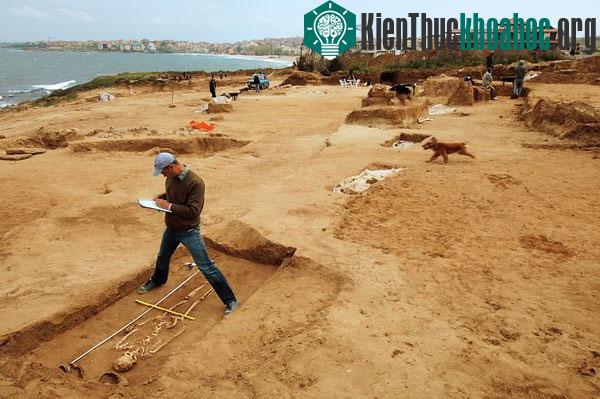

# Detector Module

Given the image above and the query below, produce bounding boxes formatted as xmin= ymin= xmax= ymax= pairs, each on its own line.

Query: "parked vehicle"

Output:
xmin=247 ymin=73 xmax=269 ymax=89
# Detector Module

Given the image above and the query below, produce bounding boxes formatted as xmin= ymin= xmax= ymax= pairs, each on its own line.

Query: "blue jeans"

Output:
xmin=514 ymin=77 xmax=524 ymax=96
xmin=151 ymin=227 xmax=236 ymax=306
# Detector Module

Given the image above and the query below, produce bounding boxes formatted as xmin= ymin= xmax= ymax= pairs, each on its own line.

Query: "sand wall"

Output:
xmin=520 ymin=95 xmax=600 ymax=143
xmin=346 ymin=98 xmax=429 ymax=128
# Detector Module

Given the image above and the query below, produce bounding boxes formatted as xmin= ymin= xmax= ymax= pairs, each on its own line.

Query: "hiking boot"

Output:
xmin=136 ymin=280 xmax=158 ymax=294
xmin=224 ymin=300 xmax=240 ymax=316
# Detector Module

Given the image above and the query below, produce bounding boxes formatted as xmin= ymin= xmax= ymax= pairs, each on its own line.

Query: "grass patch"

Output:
xmin=383 ymin=50 xmax=567 ymax=72
xmin=32 ymin=71 xmax=164 ymax=106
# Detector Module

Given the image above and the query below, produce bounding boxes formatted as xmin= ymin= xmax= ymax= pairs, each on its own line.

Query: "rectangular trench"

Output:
xmin=27 ymin=245 xmax=278 ymax=386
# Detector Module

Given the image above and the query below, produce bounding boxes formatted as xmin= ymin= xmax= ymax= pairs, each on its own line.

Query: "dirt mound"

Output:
xmin=346 ymin=98 xmax=429 ymax=128
xmin=382 ymin=132 xmax=431 ymax=147
xmin=422 ymin=75 xmax=462 ymax=98
xmin=208 ymin=103 xmax=233 ymax=113
xmin=379 ymin=69 xmax=442 ymax=85
xmin=448 ymin=81 xmax=475 ymax=106
xmin=522 ymin=142 xmax=600 ymax=151
xmin=520 ymin=96 xmax=600 ymax=143
xmin=473 ymin=86 xmax=491 ymax=102
xmin=5 ymin=147 xmax=46 ymax=155
xmin=348 ymin=83 xmax=422 ymax=127
xmin=279 ymin=71 xmax=320 ymax=86
xmin=0 ymin=153 xmax=32 ymax=161
xmin=204 ymin=219 xmax=296 ymax=265
xmin=0 ymin=128 xmax=81 ymax=150
xmin=575 ymin=55 xmax=600 ymax=74
xmin=1 ymin=146 xmax=47 ymax=161
xmin=267 ymin=68 xmax=294 ymax=78
xmin=70 ymin=137 xmax=248 ymax=154
xmin=532 ymin=56 xmax=600 ymax=84
xmin=367 ymin=84 xmax=393 ymax=98
xmin=423 ymin=75 xmax=495 ymax=104
xmin=31 ymin=128 xmax=80 ymax=148
xmin=362 ymin=97 xmax=392 ymax=107
xmin=361 ymin=84 xmax=409 ymax=107
xmin=320 ymin=71 xmax=353 ymax=85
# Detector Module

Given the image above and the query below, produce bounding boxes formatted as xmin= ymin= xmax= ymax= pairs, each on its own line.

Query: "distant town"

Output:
xmin=0 ymin=37 xmax=304 ymax=56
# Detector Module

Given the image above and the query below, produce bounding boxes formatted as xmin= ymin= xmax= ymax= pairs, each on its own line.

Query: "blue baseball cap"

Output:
xmin=152 ymin=152 xmax=176 ymax=176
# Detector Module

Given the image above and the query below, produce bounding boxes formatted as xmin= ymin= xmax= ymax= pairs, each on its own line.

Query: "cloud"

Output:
xmin=0 ymin=5 xmax=47 ymax=19
xmin=59 ymin=8 xmax=94 ymax=23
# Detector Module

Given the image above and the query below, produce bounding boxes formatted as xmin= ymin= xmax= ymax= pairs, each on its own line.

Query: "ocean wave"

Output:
xmin=0 ymin=102 xmax=14 ymax=108
xmin=7 ymin=89 xmax=33 ymax=94
xmin=31 ymin=80 xmax=76 ymax=91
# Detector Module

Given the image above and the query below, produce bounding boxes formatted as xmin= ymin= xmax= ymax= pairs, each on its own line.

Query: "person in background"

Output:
xmin=486 ymin=50 xmax=495 ymax=71
xmin=253 ymin=74 xmax=261 ymax=93
xmin=482 ymin=68 xmax=497 ymax=100
xmin=209 ymin=75 xmax=217 ymax=98
xmin=513 ymin=60 xmax=526 ymax=98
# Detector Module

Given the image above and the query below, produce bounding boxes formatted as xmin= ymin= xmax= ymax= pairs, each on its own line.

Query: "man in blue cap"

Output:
xmin=137 ymin=152 xmax=240 ymax=315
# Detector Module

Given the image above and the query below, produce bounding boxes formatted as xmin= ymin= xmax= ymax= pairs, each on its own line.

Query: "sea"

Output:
xmin=0 ymin=48 xmax=293 ymax=107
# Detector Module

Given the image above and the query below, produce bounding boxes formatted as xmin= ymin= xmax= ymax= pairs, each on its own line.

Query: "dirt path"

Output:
xmin=0 ymin=81 xmax=598 ymax=398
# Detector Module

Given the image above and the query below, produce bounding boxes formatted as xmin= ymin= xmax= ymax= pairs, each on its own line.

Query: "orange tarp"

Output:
xmin=188 ymin=120 xmax=215 ymax=132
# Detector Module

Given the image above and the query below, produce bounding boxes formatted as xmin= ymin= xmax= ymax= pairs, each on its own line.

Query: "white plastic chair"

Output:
xmin=339 ymin=79 xmax=348 ymax=88
xmin=354 ymin=79 xmax=361 ymax=87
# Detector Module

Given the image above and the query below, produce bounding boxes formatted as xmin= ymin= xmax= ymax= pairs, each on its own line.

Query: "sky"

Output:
xmin=0 ymin=0 xmax=598 ymax=42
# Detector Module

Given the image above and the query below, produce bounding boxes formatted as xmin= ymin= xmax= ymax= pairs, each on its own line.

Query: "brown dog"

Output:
xmin=422 ymin=137 xmax=475 ymax=164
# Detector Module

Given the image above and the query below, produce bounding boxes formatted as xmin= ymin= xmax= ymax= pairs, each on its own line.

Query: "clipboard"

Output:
xmin=138 ymin=198 xmax=172 ymax=213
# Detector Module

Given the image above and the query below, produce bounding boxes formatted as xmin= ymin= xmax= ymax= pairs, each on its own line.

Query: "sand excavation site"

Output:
xmin=0 ymin=59 xmax=599 ymax=398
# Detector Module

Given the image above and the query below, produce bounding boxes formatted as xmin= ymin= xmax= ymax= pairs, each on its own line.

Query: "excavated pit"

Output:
xmin=70 ymin=136 xmax=248 ymax=154
xmin=1 ymin=221 xmax=296 ymax=387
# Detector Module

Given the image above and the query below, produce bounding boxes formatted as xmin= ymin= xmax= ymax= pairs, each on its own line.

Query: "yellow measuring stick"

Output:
xmin=135 ymin=300 xmax=195 ymax=321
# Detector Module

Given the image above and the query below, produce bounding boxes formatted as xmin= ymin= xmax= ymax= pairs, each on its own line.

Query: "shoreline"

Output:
xmin=0 ymin=47 xmax=297 ymax=62
xmin=0 ymin=49 xmax=295 ymax=108
xmin=0 ymin=65 xmax=294 ymax=110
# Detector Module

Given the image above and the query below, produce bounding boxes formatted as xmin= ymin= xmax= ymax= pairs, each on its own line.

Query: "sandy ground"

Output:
xmin=0 ymin=75 xmax=599 ymax=398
